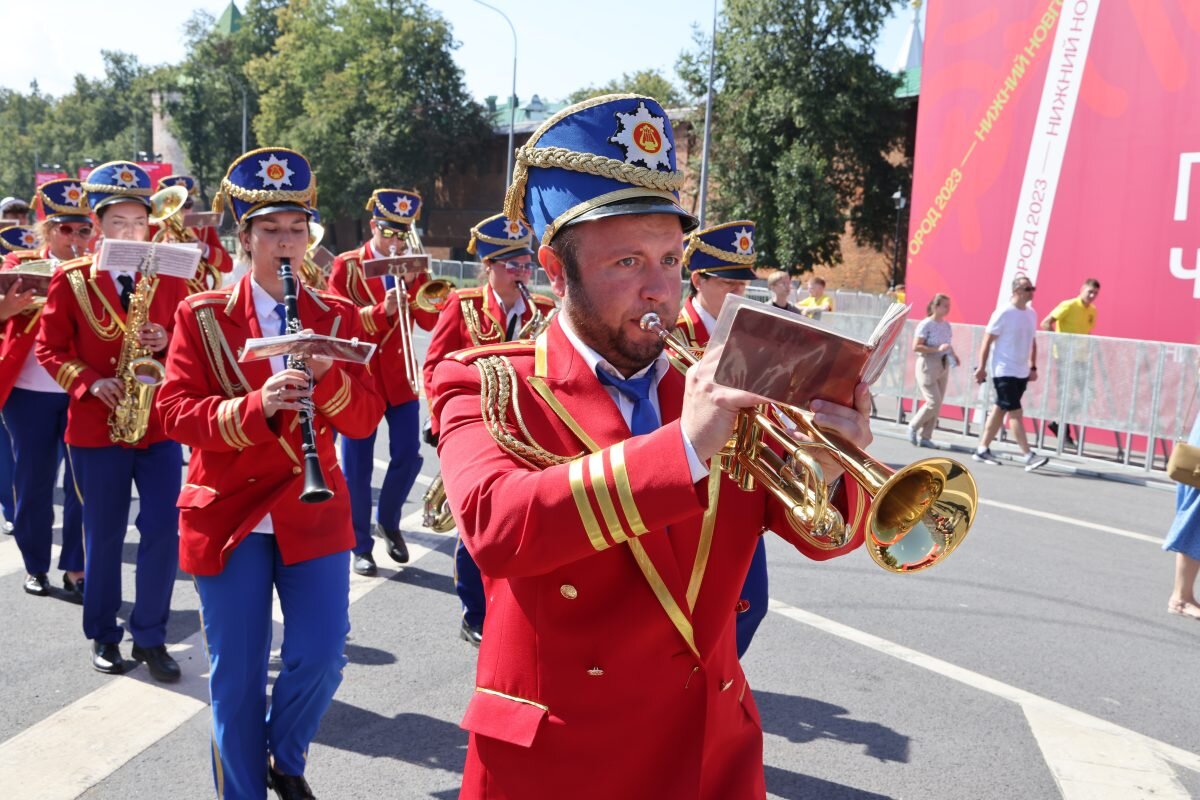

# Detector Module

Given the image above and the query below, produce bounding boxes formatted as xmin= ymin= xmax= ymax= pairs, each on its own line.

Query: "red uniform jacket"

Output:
xmin=158 ymin=274 xmax=385 ymax=576
xmin=431 ymin=320 xmax=868 ymax=800
xmin=675 ymin=295 xmax=710 ymax=348
xmin=34 ymin=255 xmax=191 ymax=448
xmin=422 ymin=284 xmax=558 ymax=437
xmin=327 ymin=242 xmax=438 ymax=407
xmin=0 ymin=246 xmax=51 ymax=407
xmin=195 ymin=226 xmax=232 ymax=273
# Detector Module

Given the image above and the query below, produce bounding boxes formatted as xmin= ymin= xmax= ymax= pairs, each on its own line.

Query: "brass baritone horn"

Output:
xmin=421 ymin=473 xmax=456 ymax=533
xmin=149 ymin=185 xmax=222 ymax=291
xmin=638 ymin=312 xmax=977 ymax=573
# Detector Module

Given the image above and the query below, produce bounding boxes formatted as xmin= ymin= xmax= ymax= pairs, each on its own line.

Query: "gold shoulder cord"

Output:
xmin=463 ymin=300 xmax=503 ymax=346
xmin=65 ymin=270 xmax=123 ymax=341
xmin=346 ymin=260 xmax=374 ymax=307
xmin=195 ymin=306 xmax=249 ymax=397
xmin=477 ymin=355 xmax=575 ymax=469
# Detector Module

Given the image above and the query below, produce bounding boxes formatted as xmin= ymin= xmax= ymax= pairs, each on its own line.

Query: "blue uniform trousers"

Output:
xmin=0 ymin=413 xmax=14 ymax=522
xmin=341 ymin=399 xmax=421 ymax=555
xmin=735 ymin=537 xmax=769 ymax=658
xmin=194 ymin=537 xmax=349 ymax=800
xmin=5 ymin=389 xmax=84 ymax=574
xmin=70 ymin=441 xmax=182 ymax=646
xmin=454 ymin=535 xmax=486 ymax=627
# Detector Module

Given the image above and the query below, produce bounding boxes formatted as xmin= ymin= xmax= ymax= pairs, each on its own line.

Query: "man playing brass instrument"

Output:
xmin=431 ymin=94 xmax=873 ymax=799
xmin=155 ymin=174 xmax=234 ymax=292
xmin=35 ymin=161 xmax=190 ymax=679
xmin=328 ymin=188 xmax=438 ymax=576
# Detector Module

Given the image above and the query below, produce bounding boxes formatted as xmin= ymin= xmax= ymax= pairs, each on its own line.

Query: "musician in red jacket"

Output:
xmin=155 ymin=174 xmax=233 ymax=292
xmin=36 ymin=162 xmax=190 ymax=680
xmin=160 ymin=147 xmax=384 ymax=800
xmin=0 ymin=224 xmax=40 ymax=536
xmin=1 ymin=179 xmax=91 ymax=601
xmin=327 ymin=188 xmax=437 ymax=576
xmin=432 ymin=94 xmax=873 ymax=799
xmin=421 ymin=212 xmax=557 ymax=645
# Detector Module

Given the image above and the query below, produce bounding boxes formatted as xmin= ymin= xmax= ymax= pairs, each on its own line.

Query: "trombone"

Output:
xmin=640 ymin=312 xmax=977 ymax=573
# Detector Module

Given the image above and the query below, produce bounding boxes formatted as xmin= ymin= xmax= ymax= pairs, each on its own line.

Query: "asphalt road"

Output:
xmin=0 ymin=328 xmax=1197 ymax=800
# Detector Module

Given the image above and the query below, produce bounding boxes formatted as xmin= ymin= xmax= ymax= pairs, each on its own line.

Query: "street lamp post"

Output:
xmin=469 ymin=0 xmax=518 ymax=191
xmin=891 ymin=188 xmax=907 ymax=290
xmin=696 ymin=0 xmax=718 ymax=228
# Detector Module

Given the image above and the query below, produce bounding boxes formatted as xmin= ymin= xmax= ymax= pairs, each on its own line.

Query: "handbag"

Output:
xmin=1167 ymin=379 xmax=1200 ymax=488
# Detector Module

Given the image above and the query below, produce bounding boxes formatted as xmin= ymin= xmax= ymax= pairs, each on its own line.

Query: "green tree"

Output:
xmin=679 ymin=0 xmax=908 ymax=271
xmin=246 ymin=0 xmax=490 ymax=220
xmin=568 ymin=69 xmax=688 ymax=107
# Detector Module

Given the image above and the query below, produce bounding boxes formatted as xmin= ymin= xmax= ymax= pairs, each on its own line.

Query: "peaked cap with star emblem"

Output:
xmin=214 ymin=147 xmax=316 ymax=225
xmin=365 ymin=188 xmax=422 ymax=227
xmin=467 ymin=213 xmax=535 ymax=261
xmin=503 ymin=93 xmax=697 ymax=243
xmin=0 ymin=225 xmax=37 ymax=254
xmin=81 ymin=161 xmax=153 ymax=212
xmin=683 ymin=220 xmax=758 ymax=281
xmin=157 ymin=174 xmax=199 ymax=196
xmin=36 ymin=178 xmax=91 ymax=223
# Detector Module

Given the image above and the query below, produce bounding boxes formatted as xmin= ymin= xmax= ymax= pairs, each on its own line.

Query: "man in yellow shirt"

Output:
xmin=798 ymin=275 xmax=834 ymax=317
xmin=1041 ymin=278 xmax=1099 ymax=334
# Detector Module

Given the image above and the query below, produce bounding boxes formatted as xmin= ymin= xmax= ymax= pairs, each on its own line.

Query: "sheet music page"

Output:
xmin=238 ymin=332 xmax=377 ymax=365
xmin=361 ymin=253 xmax=430 ymax=279
xmin=95 ymin=239 xmax=202 ymax=281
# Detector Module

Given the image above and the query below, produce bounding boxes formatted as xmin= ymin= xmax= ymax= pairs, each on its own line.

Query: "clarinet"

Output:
xmin=279 ymin=258 xmax=334 ymax=504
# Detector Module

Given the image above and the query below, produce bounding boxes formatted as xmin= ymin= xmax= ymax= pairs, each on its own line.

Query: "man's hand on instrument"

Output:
xmin=89 ymin=377 xmax=124 ymax=409
xmin=384 ymin=286 xmax=399 ymax=317
xmin=0 ymin=280 xmax=37 ymax=320
xmin=262 ymin=369 xmax=312 ymax=418
xmin=681 ymin=343 xmax=772 ymax=463
xmin=136 ymin=322 xmax=168 ymax=352
xmin=809 ymin=384 xmax=873 ymax=484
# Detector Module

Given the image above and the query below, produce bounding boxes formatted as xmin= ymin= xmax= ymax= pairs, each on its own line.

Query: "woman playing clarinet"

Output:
xmin=159 ymin=147 xmax=383 ymax=800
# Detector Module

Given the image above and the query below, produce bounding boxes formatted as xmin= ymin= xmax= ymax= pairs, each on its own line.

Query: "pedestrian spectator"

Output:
xmin=1041 ymin=278 xmax=1100 ymax=447
xmin=888 ymin=283 xmax=907 ymax=305
xmin=0 ymin=197 xmax=30 ymax=225
xmin=1165 ymin=382 xmax=1200 ymax=620
xmin=766 ymin=270 xmax=799 ymax=313
xmin=908 ymin=293 xmax=957 ymax=447
xmin=972 ymin=276 xmax=1050 ymax=472
xmin=797 ymin=275 xmax=834 ymax=317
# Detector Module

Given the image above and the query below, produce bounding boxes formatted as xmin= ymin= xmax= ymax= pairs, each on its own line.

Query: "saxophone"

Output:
xmin=108 ymin=261 xmax=167 ymax=445
xmin=421 ymin=474 xmax=456 ymax=533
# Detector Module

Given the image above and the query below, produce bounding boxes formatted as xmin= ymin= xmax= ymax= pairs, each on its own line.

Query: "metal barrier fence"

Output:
xmin=429 ymin=260 xmax=1197 ymax=474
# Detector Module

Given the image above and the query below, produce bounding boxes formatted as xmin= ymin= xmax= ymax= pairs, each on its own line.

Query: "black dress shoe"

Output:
xmin=352 ymin=551 xmax=377 ymax=576
xmin=1 ymin=519 xmax=12 ymax=535
xmin=459 ymin=619 xmax=483 ymax=647
xmin=63 ymin=574 xmax=84 ymax=604
xmin=91 ymin=641 xmax=125 ymax=674
xmin=23 ymin=573 xmax=49 ymax=596
xmin=376 ymin=523 xmax=409 ymax=564
xmin=132 ymin=644 xmax=181 ymax=683
xmin=268 ymin=766 xmax=316 ymax=800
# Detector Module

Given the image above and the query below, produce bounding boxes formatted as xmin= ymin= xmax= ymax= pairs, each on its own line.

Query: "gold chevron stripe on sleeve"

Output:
xmin=317 ymin=371 xmax=351 ymax=417
xmin=54 ymin=360 xmax=86 ymax=391
xmin=358 ymin=305 xmax=377 ymax=334
xmin=217 ymin=397 xmax=253 ymax=449
xmin=568 ymin=457 xmax=608 ymax=552
xmin=587 ymin=451 xmax=628 ymax=545
xmin=609 ymin=441 xmax=648 ymax=538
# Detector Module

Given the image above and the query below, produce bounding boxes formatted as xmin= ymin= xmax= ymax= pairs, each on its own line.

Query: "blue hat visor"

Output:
xmin=565 ymin=197 xmax=698 ymax=235
xmin=45 ymin=213 xmax=91 ymax=224
xmin=694 ymin=265 xmax=757 ymax=281
xmin=94 ymin=195 xmax=151 ymax=212
xmin=243 ymin=203 xmax=314 ymax=223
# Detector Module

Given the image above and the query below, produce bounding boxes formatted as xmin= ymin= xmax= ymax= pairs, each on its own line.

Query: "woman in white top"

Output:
xmin=908 ymin=293 xmax=957 ymax=446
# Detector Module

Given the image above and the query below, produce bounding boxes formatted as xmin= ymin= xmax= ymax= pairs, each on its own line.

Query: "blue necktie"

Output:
xmin=596 ymin=368 xmax=659 ymax=435
xmin=274 ymin=303 xmax=287 ymax=336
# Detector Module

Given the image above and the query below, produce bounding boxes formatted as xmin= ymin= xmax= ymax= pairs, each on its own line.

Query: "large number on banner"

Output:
xmin=1169 ymin=153 xmax=1200 ymax=299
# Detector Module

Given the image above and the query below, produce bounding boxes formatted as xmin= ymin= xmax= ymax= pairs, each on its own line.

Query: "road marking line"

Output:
xmin=0 ymin=509 xmax=454 ymax=800
xmin=978 ymin=498 xmax=1161 ymax=545
xmin=769 ymin=599 xmax=1200 ymax=784
xmin=370 ymin=459 xmax=433 ymax=488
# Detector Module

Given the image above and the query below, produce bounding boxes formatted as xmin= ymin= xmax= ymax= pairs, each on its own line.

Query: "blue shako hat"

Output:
xmin=214 ymin=147 xmax=316 ymax=225
xmin=36 ymin=179 xmax=91 ymax=223
xmin=683 ymin=220 xmax=758 ymax=281
xmin=365 ymin=188 xmax=422 ymax=229
xmin=0 ymin=226 xmax=37 ymax=253
xmin=467 ymin=213 xmax=535 ymax=261
xmin=503 ymin=93 xmax=697 ymax=243
xmin=157 ymin=174 xmax=198 ymax=196
xmin=81 ymin=161 xmax=153 ymax=212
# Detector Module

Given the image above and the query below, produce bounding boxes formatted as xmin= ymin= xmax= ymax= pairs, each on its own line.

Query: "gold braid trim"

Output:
xmin=684 ymin=235 xmax=757 ymax=268
xmin=219 ymin=178 xmax=314 ymax=206
xmin=195 ymin=307 xmax=247 ymax=398
xmin=477 ymin=355 xmax=575 ymax=469
xmin=462 ymin=298 xmax=503 ymax=346
xmin=79 ymin=182 xmax=152 ymax=197
xmin=65 ymin=269 xmax=123 ymax=341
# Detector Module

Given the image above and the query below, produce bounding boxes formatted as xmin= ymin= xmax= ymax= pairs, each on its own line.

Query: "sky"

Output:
xmin=0 ymin=1 xmax=924 ymax=104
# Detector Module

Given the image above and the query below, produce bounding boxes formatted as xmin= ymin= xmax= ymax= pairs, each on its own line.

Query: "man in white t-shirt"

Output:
xmin=972 ymin=275 xmax=1050 ymax=472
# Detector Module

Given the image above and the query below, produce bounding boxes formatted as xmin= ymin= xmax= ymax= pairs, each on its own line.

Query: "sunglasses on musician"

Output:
xmin=378 ymin=227 xmax=410 ymax=239
xmin=56 ymin=224 xmax=94 ymax=238
xmin=498 ymin=261 xmax=533 ymax=273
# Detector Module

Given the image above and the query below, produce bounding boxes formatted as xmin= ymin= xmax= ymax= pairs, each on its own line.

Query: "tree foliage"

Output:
xmin=246 ymin=0 xmax=490 ymax=220
xmin=568 ymin=69 xmax=688 ymax=107
xmin=678 ymin=0 xmax=908 ymax=271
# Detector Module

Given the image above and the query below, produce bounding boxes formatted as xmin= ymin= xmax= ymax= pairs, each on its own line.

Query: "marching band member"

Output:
xmin=676 ymin=221 xmax=769 ymax=658
xmin=0 ymin=225 xmax=37 ymax=535
xmin=0 ymin=196 xmax=32 ymax=225
xmin=160 ymin=147 xmax=383 ymax=800
xmin=328 ymin=188 xmax=437 ymax=576
xmin=1 ymin=180 xmax=89 ymax=599
xmin=422 ymin=212 xmax=555 ymax=644
xmin=156 ymin=174 xmax=234 ymax=292
xmin=432 ymin=94 xmax=871 ymax=798
xmin=35 ymin=161 xmax=190 ymax=678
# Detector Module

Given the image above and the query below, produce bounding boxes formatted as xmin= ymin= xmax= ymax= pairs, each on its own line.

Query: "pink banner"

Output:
xmin=907 ymin=0 xmax=1200 ymax=345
